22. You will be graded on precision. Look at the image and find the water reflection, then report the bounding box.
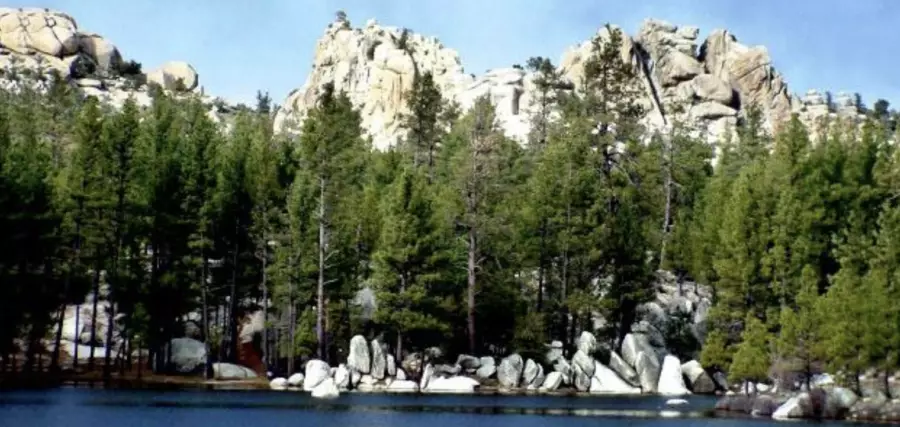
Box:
[0,388,845,427]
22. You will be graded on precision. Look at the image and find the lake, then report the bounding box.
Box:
[0,388,847,427]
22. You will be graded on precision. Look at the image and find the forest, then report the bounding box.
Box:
[0,27,899,392]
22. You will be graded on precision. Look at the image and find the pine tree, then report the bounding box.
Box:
[296,83,367,361]
[372,167,453,358]
[447,95,509,354]
[179,96,220,377]
[100,96,142,378]
[69,96,112,371]
[401,71,444,178]
[776,265,822,389]
[729,314,770,393]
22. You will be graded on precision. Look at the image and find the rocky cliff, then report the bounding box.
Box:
[0,7,234,122]
[276,15,867,149]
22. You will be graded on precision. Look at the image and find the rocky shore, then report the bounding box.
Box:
[261,331,720,399]
[714,383,900,423]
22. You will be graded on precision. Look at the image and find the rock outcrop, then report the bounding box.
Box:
[0,7,238,136]
[276,15,867,151]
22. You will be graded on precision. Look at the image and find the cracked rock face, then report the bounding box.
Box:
[279,16,866,151]
[0,8,237,133]
[274,17,471,149]
[0,7,79,58]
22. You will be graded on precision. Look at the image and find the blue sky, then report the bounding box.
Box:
[8,1,899,108]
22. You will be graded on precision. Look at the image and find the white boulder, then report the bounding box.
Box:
[303,359,331,391]
[311,378,340,399]
[657,355,691,396]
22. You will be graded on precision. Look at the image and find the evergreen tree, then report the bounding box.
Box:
[372,167,453,358]
[729,314,770,393]
[296,83,367,361]
[401,71,444,178]
[776,265,822,389]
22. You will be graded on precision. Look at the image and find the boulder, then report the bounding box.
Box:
[165,337,206,374]
[475,357,496,379]
[212,362,256,379]
[270,377,288,389]
[657,355,690,396]
[334,364,350,390]
[370,338,387,380]
[590,361,642,395]
[751,394,782,417]
[287,372,305,387]
[773,396,804,420]
[401,352,423,374]
[621,333,656,367]
[386,380,419,393]
[146,61,198,92]
[825,387,858,418]
[347,335,371,374]
[681,360,716,394]
[712,371,729,390]
[523,359,541,386]
[573,361,591,392]
[396,368,407,381]
[359,374,377,386]
[350,368,362,387]
[545,340,564,364]
[608,351,639,387]
[311,378,340,399]
[386,354,397,377]
[434,364,461,377]
[540,372,563,391]
[353,286,378,320]
[554,358,572,385]
[631,322,667,348]
[773,391,826,420]
[635,352,662,393]
[572,350,595,378]
[576,331,598,354]
[715,394,755,413]
[0,8,80,57]
[77,32,121,72]
[456,354,481,371]
[426,376,479,394]
[498,354,524,389]
[303,359,331,391]
[419,363,434,390]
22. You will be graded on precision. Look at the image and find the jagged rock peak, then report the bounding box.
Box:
[278,15,868,150]
[274,14,474,149]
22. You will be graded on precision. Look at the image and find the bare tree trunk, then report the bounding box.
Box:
[660,133,673,270]
[316,176,327,362]
[537,222,547,312]
[50,305,66,373]
[466,222,477,355]
[102,302,116,380]
[561,160,573,347]
[396,274,407,361]
[201,253,211,379]
[261,244,268,370]
[288,295,295,374]
[87,267,101,371]
[229,240,239,363]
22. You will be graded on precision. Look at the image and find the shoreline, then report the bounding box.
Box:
[0,372,723,398]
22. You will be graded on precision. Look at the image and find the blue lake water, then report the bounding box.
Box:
[0,388,849,427]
